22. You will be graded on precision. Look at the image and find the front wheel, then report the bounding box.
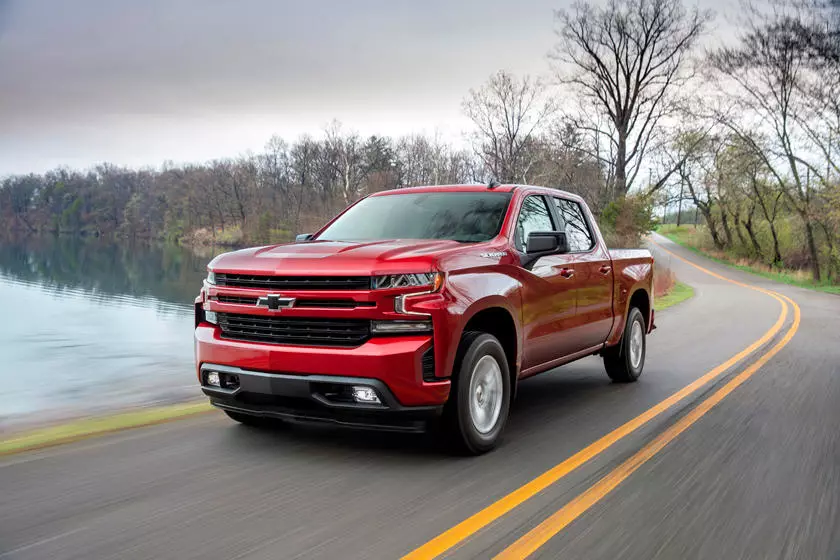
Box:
[443,332,511,455]
[603,307,646,383]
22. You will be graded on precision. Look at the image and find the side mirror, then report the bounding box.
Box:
[295,233,314,242]
[526,231,569,255]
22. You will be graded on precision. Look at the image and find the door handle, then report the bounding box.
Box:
[558,267,575,279]
[599,265,612,275]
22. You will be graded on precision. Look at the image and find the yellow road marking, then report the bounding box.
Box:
[495,293,800,559]
[402,241,790,560]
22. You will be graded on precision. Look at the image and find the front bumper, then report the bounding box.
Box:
[201,363,443,432]
[195,323,450,428]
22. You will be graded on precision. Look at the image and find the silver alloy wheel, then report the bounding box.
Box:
[629,319,644,370]
[468,354,503,435]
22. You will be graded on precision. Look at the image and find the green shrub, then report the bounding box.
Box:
[599,196,657,248]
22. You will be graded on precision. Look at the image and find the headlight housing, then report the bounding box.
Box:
[206,270,217,285]
[372,273,441,291]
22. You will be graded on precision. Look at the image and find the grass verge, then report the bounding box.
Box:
[657,225,840,295]
[656,281,695,310]
[0,401,214,457]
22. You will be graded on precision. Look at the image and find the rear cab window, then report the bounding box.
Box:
[551,197,595,252]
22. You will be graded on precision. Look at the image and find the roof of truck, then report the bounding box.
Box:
[370,184,580,199]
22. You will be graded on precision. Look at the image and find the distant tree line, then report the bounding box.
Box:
[1,0,838,281]
[0,128,603,246]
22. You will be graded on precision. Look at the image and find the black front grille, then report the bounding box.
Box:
[217,313,371,347]
[217,295,259,305]
[216,273,371,291]
[216,296,375,309]
[295,299,376,309]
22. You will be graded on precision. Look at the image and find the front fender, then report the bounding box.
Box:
[438,270,523,379]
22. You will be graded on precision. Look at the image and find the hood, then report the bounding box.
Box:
[209,239,467,276]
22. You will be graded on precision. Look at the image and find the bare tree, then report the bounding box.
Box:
[709,1,835,281]
[462,71,555,183]
[552,0,711,199]
[525,120,607,210]
[395,134,479,187]
[666,129,731,249]
[324,121,367,205]
[261,136,292,208]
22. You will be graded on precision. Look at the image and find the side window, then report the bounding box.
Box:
[552,198,594,252]
[514,196,555,252]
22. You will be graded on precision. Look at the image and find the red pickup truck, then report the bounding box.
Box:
[195,184,654,453]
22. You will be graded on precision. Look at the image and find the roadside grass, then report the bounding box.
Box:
[656,281,695,310]
[0,401,214,456]
[657,224,840,295]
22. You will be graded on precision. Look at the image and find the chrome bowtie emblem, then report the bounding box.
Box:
[256,294,297,311]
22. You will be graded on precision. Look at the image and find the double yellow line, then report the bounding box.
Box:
[404,242,801,560]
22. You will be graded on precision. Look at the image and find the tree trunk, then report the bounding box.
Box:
[699,205,724,250]
[614,133,627,198]
[343,161,352,205]
[818,221,835,282]
[768,225,783,265]
[751,181,782,264]
[803,215,821,282]
[743,213,764,260]
[676,183,684,227]
[720,209,733,248]
[731,211,748,249]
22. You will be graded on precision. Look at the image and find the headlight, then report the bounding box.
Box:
[372,273,441,291]
[371,320,432,334]
[206,270,217,285]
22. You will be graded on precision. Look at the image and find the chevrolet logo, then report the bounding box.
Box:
[256,294,297,311]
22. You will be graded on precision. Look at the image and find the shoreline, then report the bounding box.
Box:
[1,400,215,457]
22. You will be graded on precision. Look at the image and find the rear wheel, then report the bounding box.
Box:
[443,332,511,455]
[603,307,646,383]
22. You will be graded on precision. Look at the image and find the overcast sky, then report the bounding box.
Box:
[0,0,729,175]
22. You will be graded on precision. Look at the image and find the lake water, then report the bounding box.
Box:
[0,237,216,427]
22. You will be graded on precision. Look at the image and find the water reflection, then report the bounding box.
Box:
[0,237,217,426]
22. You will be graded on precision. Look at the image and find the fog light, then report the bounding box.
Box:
[206,371,221,387]
[351,386,381,404]
[204,310,218,325]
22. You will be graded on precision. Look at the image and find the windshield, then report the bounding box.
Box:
[316,192,512,243]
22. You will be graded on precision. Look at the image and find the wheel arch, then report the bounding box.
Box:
[628,288,651,330]
[455,299,521,398]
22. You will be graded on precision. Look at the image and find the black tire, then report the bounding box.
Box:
[442,331,512,455]
[603,307,646,383]
[224,410,271,427]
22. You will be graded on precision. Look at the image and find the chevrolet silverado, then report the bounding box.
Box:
[195,184,655,454]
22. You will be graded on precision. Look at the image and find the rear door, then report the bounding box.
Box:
[513,194,581,371]
[549,196,614,349]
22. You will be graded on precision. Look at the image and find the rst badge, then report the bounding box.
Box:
[256,294,296,311]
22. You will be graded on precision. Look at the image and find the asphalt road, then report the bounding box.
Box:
[2,234,839,560]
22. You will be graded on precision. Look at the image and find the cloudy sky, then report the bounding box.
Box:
[0,0,728,174]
